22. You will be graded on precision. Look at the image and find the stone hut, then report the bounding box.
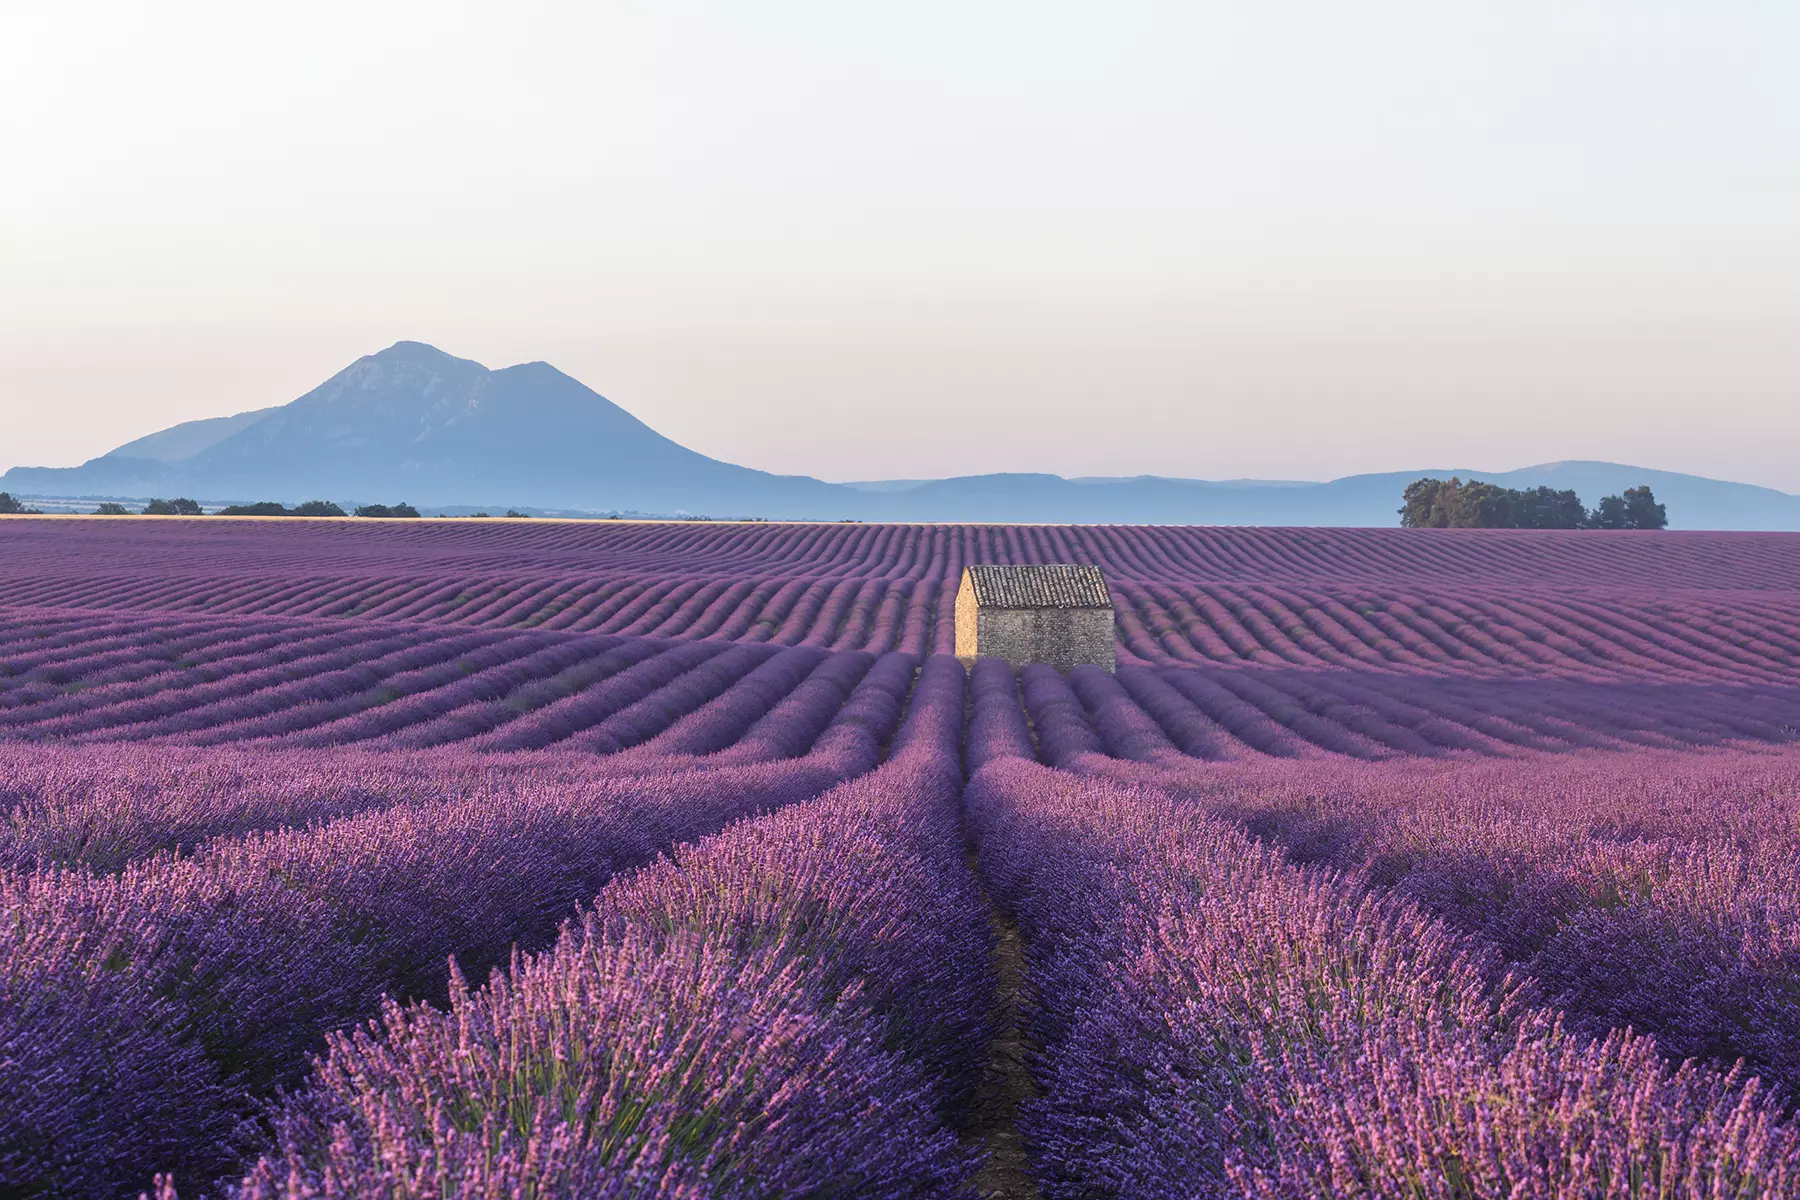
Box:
[954,564,1115,673]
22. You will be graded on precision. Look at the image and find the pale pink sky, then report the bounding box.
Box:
[4,2,1798,487]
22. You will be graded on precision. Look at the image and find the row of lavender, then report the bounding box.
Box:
[0,611,913,757]
[0,641,914,875]
[10,609,1800,759]
[1110,580,1800,682]
[1045,661,1800,758]
[12,567,1800,680]
[11,517,1800,590]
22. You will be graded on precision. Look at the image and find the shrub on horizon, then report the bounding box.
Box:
[0,492,45,514]
[143,497,203,516]
[353,502,421,518]
[1590,485,1669,530]
[93,501,131,515]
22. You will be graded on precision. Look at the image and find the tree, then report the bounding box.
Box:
[291,500,347,517]
[93,502,131,515]
[1588,486,1667,530]
[1437,480,1517,529]
[1623,485,1668,530]
[354,503,420,518]
[1588,493,1630,529]
[1399,478,1447,528]
[144,497,202,515]
[1400,477,1520,528]
[0,492,43,514]
[218,501,292,516]
[1511,486,1586,530]
[503,509,528,519]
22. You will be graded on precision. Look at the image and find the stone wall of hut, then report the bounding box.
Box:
[973,607,1115,673]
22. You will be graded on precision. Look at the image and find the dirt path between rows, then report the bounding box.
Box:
[964,850,1043,1200]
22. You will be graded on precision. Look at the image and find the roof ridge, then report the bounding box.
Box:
[963,563,1112,609]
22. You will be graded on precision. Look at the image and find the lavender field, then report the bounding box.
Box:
[8,517,1800,1197]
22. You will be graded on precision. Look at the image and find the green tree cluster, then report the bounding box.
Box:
[1586,486,1668,530]
[216,500,346,517]
[1399,478,1668,530]
[143,497,203,515]
[353,502,421,518]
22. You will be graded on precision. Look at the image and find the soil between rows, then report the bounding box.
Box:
[963,845,1043,1200]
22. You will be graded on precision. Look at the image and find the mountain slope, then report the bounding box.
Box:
[1,407,280,499]
[103,406,279,463]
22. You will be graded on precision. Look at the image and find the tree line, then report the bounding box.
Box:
[1399,478,1668,530]
[0,494,427,518]
[128,499,423,517]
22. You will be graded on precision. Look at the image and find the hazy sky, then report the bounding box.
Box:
[4,2,1798,487]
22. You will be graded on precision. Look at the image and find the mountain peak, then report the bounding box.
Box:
[491,359,572,383]
[365,340,487,370]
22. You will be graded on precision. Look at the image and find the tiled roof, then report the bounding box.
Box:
[964,564,1112,609]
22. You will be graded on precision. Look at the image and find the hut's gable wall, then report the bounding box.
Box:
[954,571,978,659]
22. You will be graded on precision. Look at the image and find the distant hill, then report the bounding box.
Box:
[8,341,1800,528]
[841,465,1800,530]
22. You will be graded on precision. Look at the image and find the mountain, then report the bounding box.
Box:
[5,342,857,517]
[8,341,1800,528]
